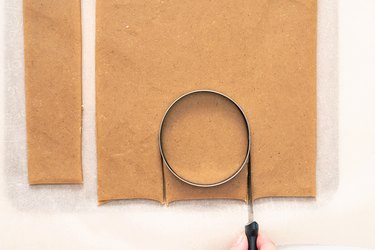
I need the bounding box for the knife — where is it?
[245,159,259,250]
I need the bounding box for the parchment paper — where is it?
[6,1,375,249]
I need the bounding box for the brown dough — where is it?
[24,0,82,184]
[96,0,317,203]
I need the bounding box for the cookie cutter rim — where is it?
[159,89,251,188]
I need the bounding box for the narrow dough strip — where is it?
[24,0,83,184]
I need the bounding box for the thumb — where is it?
[230,233,248,250]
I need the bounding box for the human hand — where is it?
[230,232,276,250]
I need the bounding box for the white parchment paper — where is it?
[0,0,374,249]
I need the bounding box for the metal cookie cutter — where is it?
[158,89,251,188]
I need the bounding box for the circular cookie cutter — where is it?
[159,89,251,187]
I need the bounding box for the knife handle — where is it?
[245,221,259,250]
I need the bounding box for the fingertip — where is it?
[230,233,248,250]
[257,233,276,250]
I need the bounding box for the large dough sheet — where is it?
[96,0,317,202]
[23,0,82,184]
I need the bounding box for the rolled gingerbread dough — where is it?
[96,0,317,203]
[24,0,82,184]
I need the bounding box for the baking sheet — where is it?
[0,0,374,249]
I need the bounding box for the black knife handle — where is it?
[245,221,259,250]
